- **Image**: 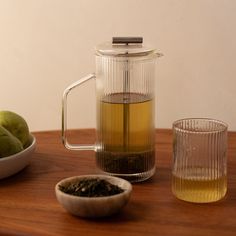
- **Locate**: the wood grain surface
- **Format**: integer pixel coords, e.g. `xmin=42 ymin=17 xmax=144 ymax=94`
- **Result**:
xmin=0 ymin=129 xmax=236 ymax=236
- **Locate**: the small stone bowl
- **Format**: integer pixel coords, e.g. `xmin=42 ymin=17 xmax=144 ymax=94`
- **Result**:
xmin=55 ymin=175 xmax=132 ymax=218
xmin=0 ymin=134 xmax=36 ymax=179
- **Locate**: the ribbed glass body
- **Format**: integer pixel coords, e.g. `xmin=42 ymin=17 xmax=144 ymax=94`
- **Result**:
xmin=172 ymin=118 xmax=228 ymax=203
xmin=95 ymin=54 xmax=157 ymax=182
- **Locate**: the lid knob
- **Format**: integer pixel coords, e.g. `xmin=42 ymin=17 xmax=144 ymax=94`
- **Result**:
xmin=112 ymin=37 xmax=143 ymax=44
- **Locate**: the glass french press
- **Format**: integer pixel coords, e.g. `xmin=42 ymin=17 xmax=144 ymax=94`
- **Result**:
xmin=62 ymin=37 xmax=162 ymax=182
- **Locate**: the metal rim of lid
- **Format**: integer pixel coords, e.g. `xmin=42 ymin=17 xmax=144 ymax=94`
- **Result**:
xmin=95 ymin=41 xmax=161 ymax=57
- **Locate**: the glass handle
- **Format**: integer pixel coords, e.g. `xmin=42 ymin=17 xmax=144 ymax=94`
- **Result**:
xmin=62 ymin=73 xmax=96 ymax=151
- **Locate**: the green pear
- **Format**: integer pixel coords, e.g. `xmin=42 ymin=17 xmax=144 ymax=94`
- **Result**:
xmin=0 ymin=111 xmax=30 ymax=147
xmin=0 ymin=125 xmax=23 ymax=158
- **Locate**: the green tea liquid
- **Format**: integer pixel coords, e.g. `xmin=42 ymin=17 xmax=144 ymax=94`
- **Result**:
xmin=96 ymin=93 xmax=155 ymax=182
xmin=172 ymin=168 xmax=227 ymax=203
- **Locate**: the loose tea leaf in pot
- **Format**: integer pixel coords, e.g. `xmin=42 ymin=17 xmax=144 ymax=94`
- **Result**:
xmin=59 ymin=178 xmax=124 ymax=197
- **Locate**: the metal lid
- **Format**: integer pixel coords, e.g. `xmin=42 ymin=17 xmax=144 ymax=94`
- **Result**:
xmin=95 ymin=37 xmax=161 ymax=57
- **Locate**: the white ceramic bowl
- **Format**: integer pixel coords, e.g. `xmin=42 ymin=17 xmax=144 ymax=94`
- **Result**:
xmin=0 ymin=134 xmax=36 ymax=179
xmin=55 ymin=175 xmax=132 ymax=218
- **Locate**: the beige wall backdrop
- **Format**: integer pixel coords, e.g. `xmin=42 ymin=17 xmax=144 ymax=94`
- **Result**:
xmin=0 ymin=0 xmax=236 ymax=131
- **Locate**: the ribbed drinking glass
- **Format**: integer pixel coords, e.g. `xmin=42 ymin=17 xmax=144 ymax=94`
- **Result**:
xmin=172 ymin=118 xmax=228 ymax=203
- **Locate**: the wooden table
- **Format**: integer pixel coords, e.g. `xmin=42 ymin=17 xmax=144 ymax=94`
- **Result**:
xmin=0 ymin=129 xmax=236 ymax=236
